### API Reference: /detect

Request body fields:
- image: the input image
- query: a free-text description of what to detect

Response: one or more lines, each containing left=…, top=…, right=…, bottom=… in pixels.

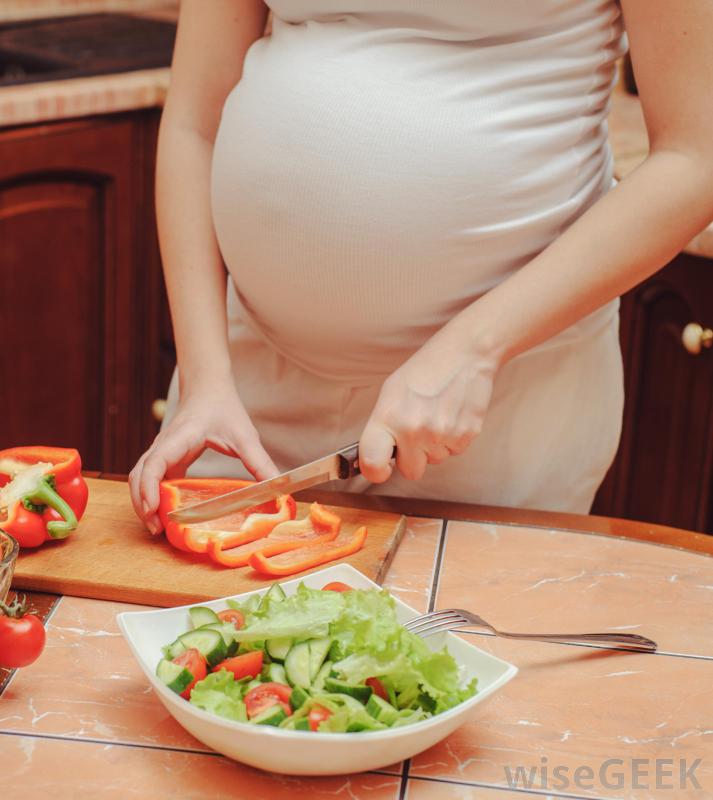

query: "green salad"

left=155, top=580, right=478, bottom=733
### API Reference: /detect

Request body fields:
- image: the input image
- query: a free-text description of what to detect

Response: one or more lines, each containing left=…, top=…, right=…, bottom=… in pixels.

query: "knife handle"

left=336, top=441, right=398, bottom=479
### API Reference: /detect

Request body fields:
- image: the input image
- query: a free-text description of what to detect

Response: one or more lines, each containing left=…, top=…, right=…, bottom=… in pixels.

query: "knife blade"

left=167, top=441, right=394, bottom=524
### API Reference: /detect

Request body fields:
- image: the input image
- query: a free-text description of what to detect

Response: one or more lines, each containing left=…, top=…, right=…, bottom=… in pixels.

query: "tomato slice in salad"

left=212, top=650, right=263, bottom=680
left=321, top=581, right=353, bottom=592
left=308, top=704, right=333, bottom=731
left=365, top=677, right=389, bottom=701
left=244, top=682, right=293, bottom=719
left=217, top=609, right=244, bottom=630
left=172, top=648, right=207, bottom=699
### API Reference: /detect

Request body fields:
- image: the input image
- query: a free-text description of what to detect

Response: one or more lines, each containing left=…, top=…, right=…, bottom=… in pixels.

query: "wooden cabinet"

left=593, top=252, right=713, bottom=533
left=0, top=110, right=173, bottom=473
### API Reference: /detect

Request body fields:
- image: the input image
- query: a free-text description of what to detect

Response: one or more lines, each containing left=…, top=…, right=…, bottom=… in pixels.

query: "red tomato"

left=212, top=650, right=263, bottom=680
left=172, top=648, right=207, bottom=699
left=321, top=582, right=353, bottom=592
left=0, top=610, right=46, bottom=668
left=365, top=677, right=389, bottom=701
left=308, top=704, right=333, bottom=731
left=244, top=682, right=293, bottom=719
left=217, top=609, right=244, bottom=630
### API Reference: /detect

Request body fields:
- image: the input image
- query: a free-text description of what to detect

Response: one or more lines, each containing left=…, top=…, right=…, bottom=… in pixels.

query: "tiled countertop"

left=2, top=480, right=712, bottom=798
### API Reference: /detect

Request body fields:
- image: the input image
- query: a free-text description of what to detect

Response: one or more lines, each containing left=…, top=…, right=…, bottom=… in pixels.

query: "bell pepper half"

left=208, top=502, right=342, bottom=568
left=158, top=478, right=297, bottom=554
left=248, top=525, right=368, bottom=577
left=0, top=446, right=89, bottom=548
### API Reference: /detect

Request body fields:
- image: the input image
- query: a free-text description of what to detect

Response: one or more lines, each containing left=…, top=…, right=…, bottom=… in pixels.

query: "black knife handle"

left=336, top=441, right=398, bottom=479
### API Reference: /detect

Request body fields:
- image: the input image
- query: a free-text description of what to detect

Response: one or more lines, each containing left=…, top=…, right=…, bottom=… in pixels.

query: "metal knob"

left=151, top=398, right=167, bottom=422
left=682, top=323, right=713, bottom=356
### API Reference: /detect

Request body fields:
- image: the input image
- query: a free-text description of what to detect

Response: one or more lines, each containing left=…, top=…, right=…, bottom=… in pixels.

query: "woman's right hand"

left=128, top=382, right=279, bottom=535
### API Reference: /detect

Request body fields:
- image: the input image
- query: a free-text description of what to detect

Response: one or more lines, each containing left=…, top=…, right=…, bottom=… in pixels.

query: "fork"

left=403, top=608, right=658, bottom=652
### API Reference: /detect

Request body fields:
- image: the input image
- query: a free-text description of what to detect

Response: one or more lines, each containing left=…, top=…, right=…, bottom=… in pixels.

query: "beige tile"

left=410, top=636, right=713, bottom=799
left=0, top=596, right=205, bottom=749
left=0, top=734, right=402, bottom=799
left=382, top=516, right=442, bottom=613
left=406, top=779, right=544, bottom=799
left=438, top=521, right=713, bottom=657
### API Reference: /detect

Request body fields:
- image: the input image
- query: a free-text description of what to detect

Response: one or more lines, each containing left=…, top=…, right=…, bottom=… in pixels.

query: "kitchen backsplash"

left=0, top=0, right=177, bottom=23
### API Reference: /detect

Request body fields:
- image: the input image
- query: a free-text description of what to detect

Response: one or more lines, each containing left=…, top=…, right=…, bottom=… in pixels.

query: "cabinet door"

left=0, top=116, right=148, bottom=472
left=593, top=253, right=713, bottom=532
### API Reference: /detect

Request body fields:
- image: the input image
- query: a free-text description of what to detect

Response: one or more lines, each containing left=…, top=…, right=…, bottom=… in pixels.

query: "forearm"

left=452, top=149, right=713, bottom=365
left=155, top=113, right=233, bottom=395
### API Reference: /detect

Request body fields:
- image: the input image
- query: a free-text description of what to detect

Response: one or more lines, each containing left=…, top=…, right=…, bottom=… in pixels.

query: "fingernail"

left=147, top=520, right=159, bottom=535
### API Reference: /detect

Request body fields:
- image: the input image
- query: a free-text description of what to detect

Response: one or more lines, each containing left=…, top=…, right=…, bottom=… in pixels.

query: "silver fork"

left=404, top=608, right=657, bottom=652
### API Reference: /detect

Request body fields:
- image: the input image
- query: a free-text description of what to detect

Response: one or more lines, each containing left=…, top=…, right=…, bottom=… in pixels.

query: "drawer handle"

left=682, top=323, right=713, bottom=355
left=151, top=398, right=167, bottom=422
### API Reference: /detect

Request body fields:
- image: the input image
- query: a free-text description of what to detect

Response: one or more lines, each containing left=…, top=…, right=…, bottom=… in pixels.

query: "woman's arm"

left=129, top=0, right=277, bottom=532
left=358, top=0, right=713, bottom=483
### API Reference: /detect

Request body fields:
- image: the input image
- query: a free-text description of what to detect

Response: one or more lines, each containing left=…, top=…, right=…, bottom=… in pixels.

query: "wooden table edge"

left=94, top=472, right=713, bottom=557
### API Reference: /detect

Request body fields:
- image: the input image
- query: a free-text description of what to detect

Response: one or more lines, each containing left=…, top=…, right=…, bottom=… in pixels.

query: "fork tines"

left=404, top=610, right=472, bottom=638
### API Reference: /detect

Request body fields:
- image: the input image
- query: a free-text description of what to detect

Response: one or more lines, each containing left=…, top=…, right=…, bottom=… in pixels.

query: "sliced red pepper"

left=248, top=525, right=368, bottom=577
left=308, top=704, right=333, bottom=731
left=0, top=447, right=88, bottom=549
left=158, top=478, right=296, bottom=554
left=208, top=502, right=341, bottom=568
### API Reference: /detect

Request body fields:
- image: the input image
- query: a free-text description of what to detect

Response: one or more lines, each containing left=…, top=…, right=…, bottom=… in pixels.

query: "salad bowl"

left=117, top=563, right=517, bottom=776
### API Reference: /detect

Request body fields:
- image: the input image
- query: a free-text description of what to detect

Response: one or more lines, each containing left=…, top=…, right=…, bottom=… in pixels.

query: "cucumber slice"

left=260, top=582, right=287, bottom=609
left=201, top=622, right=239, bottom=657
left=162, top=636, right=187, bottom=660
left=250, top=704, right=288, bottom=726
left=323, top=677, right=373, bottom=704
left=189, top=606, right=220, bottom=628
left=289, top=686, right=310, bottom=711
left=284, top=641, right=311, bottom=688
left=267, top=662, right=288, bottom=684
left=156, top=658, right=193, bottom=694
left=266, top=637, right=293, bottom=661
left=178, top=629, right=227, bottom=668
left=366, top=694, right=399, bottom=725
left=294, top=717, right=311, bottom=731
left=308, top=637, right=332, bottom=681
left=312, top=661, right=332, bottom=692
left=246, top=678, right=263, bottom=692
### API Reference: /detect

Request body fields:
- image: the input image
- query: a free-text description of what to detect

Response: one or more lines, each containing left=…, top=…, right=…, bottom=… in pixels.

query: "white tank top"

left=211, top=0, right=627, bottom=383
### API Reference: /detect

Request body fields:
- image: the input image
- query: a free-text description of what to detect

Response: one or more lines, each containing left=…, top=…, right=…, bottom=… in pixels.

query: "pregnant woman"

left=130, top=1, right=713, bottom=533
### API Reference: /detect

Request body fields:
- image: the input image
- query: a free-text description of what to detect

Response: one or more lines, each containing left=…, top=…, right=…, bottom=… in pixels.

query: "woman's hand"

left=129, top=382, right=279, bottom=535
left=358, top=321, right=501, bottom=483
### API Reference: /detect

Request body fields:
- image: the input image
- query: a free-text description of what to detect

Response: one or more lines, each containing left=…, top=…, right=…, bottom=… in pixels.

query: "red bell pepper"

left=208, top=502, right=342, bottom=568
left=158, top=478, right=297, bottom=554
left=247, top=525, right=368, bottom=577
left=0, top=446, right=88, bottom=548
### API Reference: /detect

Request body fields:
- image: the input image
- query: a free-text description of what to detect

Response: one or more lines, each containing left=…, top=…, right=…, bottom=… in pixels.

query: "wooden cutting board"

left=12, top=478, right=406, bottom=607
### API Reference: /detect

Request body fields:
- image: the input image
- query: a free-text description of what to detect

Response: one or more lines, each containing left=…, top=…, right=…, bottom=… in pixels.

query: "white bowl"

left=117, top=564, right=517, bottom=776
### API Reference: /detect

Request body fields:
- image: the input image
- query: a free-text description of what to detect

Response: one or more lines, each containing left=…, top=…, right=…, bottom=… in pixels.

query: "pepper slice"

left=208, top=502, right=341, bottom=568
left=247, top=525, right=368, bottom=577
left=158, top=478, right=296, bottom=553
left=0, top=447, right=88, bottom=548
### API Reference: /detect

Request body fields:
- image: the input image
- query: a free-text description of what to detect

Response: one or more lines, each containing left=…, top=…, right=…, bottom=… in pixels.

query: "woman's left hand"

left=358, top=321, right=501, bottom=483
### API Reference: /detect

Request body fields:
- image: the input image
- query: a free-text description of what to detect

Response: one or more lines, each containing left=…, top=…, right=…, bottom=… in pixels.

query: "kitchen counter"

left=1, top=478, right=712, bottom=798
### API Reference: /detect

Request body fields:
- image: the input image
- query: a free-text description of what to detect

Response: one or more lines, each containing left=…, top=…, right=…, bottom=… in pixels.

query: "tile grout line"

left=405, top=773, right=609, bottom=800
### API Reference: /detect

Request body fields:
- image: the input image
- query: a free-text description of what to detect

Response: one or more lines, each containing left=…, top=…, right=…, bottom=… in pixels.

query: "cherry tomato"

left=212, top=650, right=263, bottom=680
left=217, top=609, right=244, bottom=630
left=244, top=682, right=293, bottom=718
left=0, top=600, right=46, bottom=668
left=173, top=648, right=207, bottom=699
left=308, top=704, right=333, bottom=731
left=321, top=582, right=353, bottom=592
left=365, top=677, right=389, bottom=701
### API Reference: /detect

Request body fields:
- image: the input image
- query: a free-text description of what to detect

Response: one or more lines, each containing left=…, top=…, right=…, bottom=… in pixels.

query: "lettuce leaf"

left=189, top=671, right=248, bottom=722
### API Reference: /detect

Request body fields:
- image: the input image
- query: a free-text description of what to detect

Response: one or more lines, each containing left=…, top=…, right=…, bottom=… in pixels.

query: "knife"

left=167, top=441, right=397, bottom=524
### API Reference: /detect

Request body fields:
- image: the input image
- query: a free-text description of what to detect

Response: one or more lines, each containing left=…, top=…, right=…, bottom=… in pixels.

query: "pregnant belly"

left=210, top=25, right=610, bottom=381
